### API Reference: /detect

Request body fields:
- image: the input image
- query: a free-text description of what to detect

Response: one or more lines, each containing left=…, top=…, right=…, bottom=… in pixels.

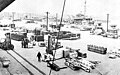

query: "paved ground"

left=0, top=49, right=31, bottom=75
left=0, top=30, right=31, bottom=75
left=1, top=29, right=120, bottom=75
left=9, top=31, right=120, bottom=75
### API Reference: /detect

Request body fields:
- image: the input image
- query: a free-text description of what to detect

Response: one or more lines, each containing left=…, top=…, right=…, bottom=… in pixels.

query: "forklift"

left=0, top=33, right=14, bottom=50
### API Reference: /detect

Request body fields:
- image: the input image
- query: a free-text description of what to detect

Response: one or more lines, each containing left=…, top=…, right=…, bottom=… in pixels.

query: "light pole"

left=107, top=14, right=109, bottom=32
left=46, top=12, right=50, bottom=31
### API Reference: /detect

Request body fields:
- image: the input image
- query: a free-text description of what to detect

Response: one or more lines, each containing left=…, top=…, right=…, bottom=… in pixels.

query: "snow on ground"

left=1, top=21, right=120, bottom=75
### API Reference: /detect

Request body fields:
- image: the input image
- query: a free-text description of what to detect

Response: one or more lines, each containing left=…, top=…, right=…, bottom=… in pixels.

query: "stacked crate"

left=35, top=35, right=44, bottom=42
left=77, top=52, right=87, bottom=58
left=87, top=45, right=107, bottom=54
left=63, top=49, right=70, bottom=58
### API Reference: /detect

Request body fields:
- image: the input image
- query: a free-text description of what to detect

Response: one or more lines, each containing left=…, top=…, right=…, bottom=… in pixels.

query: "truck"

left=102, top=31, right=118, bottom=39
left=90, top=24, right=105, bottom=35
left=0, top=38, right=14, bottom=50
left=63, top=47, right=87, bottom=58
left=102, top=28, right=119, bottom=39
left=107, top=49, right=120, bottom=59
left=47, top=61, right=60, bottom=71
left=64, top=58, right=95, bottom=72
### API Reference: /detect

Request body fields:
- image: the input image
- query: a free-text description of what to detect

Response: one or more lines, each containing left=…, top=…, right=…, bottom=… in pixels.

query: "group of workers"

left=21, top=38, right=29, bottom=48
left=21, top=35, right=36, bottom=48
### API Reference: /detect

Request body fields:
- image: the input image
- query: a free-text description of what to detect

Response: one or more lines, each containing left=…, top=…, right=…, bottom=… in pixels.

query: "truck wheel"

left=9, top=44, right=14, bottom=50
left=86, top=69, right=90, bottom=73
left=65, top=62, right=69, bottom=66
left=55, top=67, right=60, bottom=71
left=70, top=63, right=75, bottom=70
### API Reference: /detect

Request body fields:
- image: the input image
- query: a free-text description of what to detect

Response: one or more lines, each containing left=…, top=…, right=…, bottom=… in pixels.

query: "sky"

left=2, top=0, right=120, bottom=24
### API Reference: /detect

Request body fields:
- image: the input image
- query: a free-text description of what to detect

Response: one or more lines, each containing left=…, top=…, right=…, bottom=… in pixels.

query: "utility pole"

left=107, top=14, right=109, bottom=32
left=46, top=12, right=49, bottom=31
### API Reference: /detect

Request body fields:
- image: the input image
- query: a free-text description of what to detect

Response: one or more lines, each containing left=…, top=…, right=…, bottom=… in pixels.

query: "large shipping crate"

left=87, top=45, right=107, bottom=54
left=35, top=35, right=44, bottom=42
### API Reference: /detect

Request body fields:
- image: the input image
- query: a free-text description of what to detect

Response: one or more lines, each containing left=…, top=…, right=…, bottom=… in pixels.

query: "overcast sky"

left=2, top=0, right=120, bottom=24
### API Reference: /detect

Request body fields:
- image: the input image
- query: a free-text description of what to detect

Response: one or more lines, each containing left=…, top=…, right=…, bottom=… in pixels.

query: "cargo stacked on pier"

left=87, top=45, right=107, bottom=54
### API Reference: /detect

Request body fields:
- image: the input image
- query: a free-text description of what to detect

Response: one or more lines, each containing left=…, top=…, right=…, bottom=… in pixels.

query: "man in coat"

left=37, top=52, right=42, bottom=62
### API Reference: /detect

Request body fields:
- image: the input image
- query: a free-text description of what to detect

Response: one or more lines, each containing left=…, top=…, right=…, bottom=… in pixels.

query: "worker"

left=24, top=38, right=29, bottom=48
left=37, top=52, right=42, bottom=62
left=21, top=39, right=24, bottom=48
left=3, top=33, right=11, bottom=50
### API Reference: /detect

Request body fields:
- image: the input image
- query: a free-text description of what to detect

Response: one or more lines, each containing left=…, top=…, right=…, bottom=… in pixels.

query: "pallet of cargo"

left=87, top=45, right=107, bottom=54
left=63, top=47, right=87, bottom=58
